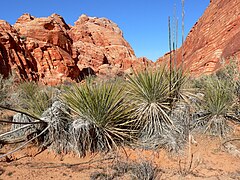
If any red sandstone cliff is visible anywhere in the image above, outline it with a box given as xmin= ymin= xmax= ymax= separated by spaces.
xmin=0 ymin=13 xmax=152 ymax=84
xmin=2 ymin=0 xmax=239 ymax=83
xmin=157 ymin=0 xmax=240 ymax=76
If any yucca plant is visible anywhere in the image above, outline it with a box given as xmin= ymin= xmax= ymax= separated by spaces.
xmin=192 ymin=59 xmax=240 ymax=136
xmin=126 ymin=67 xmax=174 ymax=138
xmin=0 ymin=82 xmax=57 ymax=159
xmin=198 ymin=76 xmax=234 ymax=137
xmin=62 ymin=80 xmax=135 ymax=156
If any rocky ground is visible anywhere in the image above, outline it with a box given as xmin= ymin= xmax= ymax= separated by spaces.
xmin=0 ymin=123 xmax=240 ymax=180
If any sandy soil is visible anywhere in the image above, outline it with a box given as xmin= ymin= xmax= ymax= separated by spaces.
xmin=0 ymin=118 xmax=240 ymax=180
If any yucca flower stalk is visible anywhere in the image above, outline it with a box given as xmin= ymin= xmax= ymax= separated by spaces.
xmin=168 ymin=66 xmax=189 ymax=103
xmin=62 ymin=80 xmax=135 ymax=156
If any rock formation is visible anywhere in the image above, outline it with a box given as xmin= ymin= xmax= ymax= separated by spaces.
xmin=157 ymin=0 xmax=240 ymax=76
xmin=0 ymin=13 xmax=151 ymax=84
xmin=2 ymin=0 xmax=239 ymax=82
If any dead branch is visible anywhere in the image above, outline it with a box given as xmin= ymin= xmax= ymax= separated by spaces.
xmin=0 ymin=105 xmax=44 ymax=122
xmin=0 ymin=124 xmax=32 ymax=139
xmin=0 ymin=119 xmax=43 ymax=125
xmin=32 ymin=157 xmax=115 ymax=169
xmin=0 ymin=125 xmax=50 ymax=159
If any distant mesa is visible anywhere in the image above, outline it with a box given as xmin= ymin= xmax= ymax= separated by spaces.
xmin=0 ymin=0 xmax=240 ymax=84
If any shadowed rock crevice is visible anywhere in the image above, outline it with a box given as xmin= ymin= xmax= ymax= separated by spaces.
xmin=0 ymin=44 xmax=10 ymax=78
xmin=102 ymin=55 xmax=109 ymax=64
xmin=43 ymin=22 xmax=55 ymax=30
xmin=78 ymin=67 xmax=96 ymax=81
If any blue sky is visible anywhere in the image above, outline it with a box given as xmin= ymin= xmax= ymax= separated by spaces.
xmin=1 ymin=0 xmax=209 ymax=61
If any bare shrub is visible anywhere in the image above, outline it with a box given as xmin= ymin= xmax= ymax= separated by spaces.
xmin=90 ymin=159 xmax=160 ymax=180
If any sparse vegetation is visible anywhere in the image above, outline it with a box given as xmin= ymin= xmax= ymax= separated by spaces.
xmin=1 ymin=58 xmax=239 ymax=157
xmin=177 ymin=153 xmax=201 ymax=177
xmin=202 ymin=76 xmax=233 ymax=136
xmin=0 ymin=57 xmax=239 ymax=160
xmin=0 ymin=1 xmax=239 ymax=179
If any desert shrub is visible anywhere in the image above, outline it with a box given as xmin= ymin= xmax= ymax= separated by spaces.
xmin=215 ymin=58 xmax=239 ymax=82
xmin=62 ymin=80 xmax=135 ymax=156
xmin=16 ymin=81 xmax=55 ymax=118
xmin=214 ymin=58 xmax=240 ymax=100
xmin=193 ymin=75 xmax=234 ymax=137
xmin=126 ymin=66 xmax=187 ymax=137
xmin=129 ymin=160 xmax=159 ymax=180
xmin=90 ymin=159 xmax=160 ymax=180
xmin=126 ymin=67 xmax=172 ymax=138
xmin=193 ymin=59 xmax=239 ymax=92
xmin=190 ymin=58 xmax=240 ymax=137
